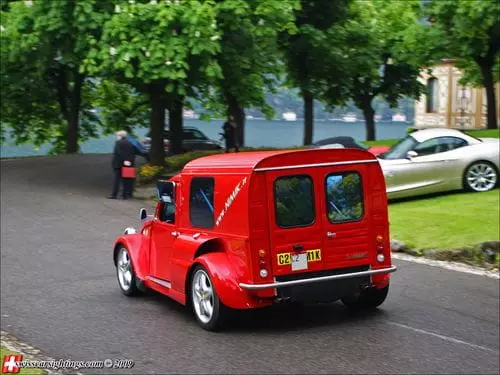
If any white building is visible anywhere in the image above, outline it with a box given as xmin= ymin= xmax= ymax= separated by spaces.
xmin=414 ymin=59 xmax=500 ymax=129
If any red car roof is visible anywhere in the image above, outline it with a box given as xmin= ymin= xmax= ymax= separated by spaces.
xmin=182 ymin=149 xmax=378 ymax=175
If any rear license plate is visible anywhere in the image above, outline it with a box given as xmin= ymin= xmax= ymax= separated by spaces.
xmin=277 ymin=249 xmax=321 ymax=269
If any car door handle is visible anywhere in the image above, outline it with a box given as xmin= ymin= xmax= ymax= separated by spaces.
xmin=171 ymin=231 xmax=180 ymax=237
xmin=327 ymin=232 xmax=336 ymax=238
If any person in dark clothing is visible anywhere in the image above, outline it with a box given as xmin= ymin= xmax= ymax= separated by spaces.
xmin=221 ymin=116 xmax=239 ymax=153
xmin=109 ymin=130 xmax=136 ymax=199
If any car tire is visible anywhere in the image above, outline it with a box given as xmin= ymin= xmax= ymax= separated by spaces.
xmin=463 ymin=161 xmax=498 ymax=193
xmin=115 ymin=246 xmax=140 ymax=296
xmin=341 ymin=285 xmax=389 ymax=310
xmin=190 ymin=265 xmax=230 ymax=331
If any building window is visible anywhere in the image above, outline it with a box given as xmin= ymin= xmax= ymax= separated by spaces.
xmin=426 ymin=77 xmax=439 ymax=113
xmin=190 ymin=177 xmax=215 ymax=228
xmin=325 ymin=172 xmax=364 ymax=223
xmin=274 ymin=175 xmax=315 ymax=228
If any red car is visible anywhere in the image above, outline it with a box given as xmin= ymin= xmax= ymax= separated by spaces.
xmin=113 ymin=149 xmax=396 ymax=330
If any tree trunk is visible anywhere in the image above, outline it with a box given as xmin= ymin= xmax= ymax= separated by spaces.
xmin=169 ymin=97 xmax=184 ymax=155
xmin=480 ymin=64 xmax=498 ymax=130
xmin=362 ymin=102 xmax=376 ymax=141
xmin=149 ymin=84 xmax=167 ymax=166
xmin=227 ymin=94 xmax=245 ymax=147
xmin=66 ymin=74 xmax=83 ymax=154
xmin=303 ymin=91 xmax=314 ymax=145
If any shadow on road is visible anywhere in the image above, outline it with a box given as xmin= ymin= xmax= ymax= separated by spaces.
xmin=145 ymin=289 xmax=383 ymax=333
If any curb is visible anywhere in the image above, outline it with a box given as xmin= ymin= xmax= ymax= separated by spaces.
xmin=1 ymin=331 xmax=84 ymax=375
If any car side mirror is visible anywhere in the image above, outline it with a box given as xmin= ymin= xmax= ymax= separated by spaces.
xmin=406 ymin=150 xmax=418 ymax=159
xmin=157 ymin=180 xmax=175 ymax=201
xmin=140 ymin=208 xmax=147 ymax=222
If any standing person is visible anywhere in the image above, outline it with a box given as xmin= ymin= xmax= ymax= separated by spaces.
xmin=109 ymin=130 xmax=136 ymax=200
xmin=221 ymin=116 xmax=239 ymax=153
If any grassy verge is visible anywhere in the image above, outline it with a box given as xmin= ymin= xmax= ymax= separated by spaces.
xmin=0 ymin=345 xmax=44 ymax=375
xmin=389 ymin=190 xmax=500 ymax=267
xmin=464 ymin=129 xmax=500 ymax=138
xmin=365 ymin=139 xmax=398 ymax=147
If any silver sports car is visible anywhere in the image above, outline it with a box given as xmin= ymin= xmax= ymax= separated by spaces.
xmin=377 ymin=128 xmax=499 ymax=200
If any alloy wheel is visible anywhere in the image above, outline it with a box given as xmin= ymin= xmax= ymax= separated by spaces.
xmin=191 ymin=269 xmax=215 ymax=324
xmin=466 ymin=163 xmax=497 ymax=192
xmin=117 ymin=248 xmax=133 ymax=292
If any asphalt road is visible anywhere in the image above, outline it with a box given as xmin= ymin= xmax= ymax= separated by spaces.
xmin=1 ymin=154 xmax=499 ymax=374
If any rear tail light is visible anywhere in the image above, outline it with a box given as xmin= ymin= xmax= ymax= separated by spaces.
xmin=258 ymin=249 xmax=268 ymax=278
xmin=376 ymin=235 xmax=385 ymax=262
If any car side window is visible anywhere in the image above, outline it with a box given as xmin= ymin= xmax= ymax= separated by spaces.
xmin=183 ymin=130 xmax=195 ymax=140
xmin=184 ymin=129 xmax=206 ymax=140
xmin=414 ymin=136 xmax=468 ymax=156
xmin=190 ymin=177 xmax=215 ymax=228
xmin=413 ymin=138 xmax=441 ymax=156
xmin=159 ymin=200 xmax=176 ymax=224
xmin=439 ymin=136 xmax=468 ymax=151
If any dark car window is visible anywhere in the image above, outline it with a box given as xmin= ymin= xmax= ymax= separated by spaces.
xmin=438 ymin=136 xmax=468 ymax=151
xmin=413 ymin=138 xmax=441 ymax=156
xmin=190 ymin=177 xmax=215 ymax=228
xmin=274 ymin=175 xmax=315 ymax=228
xmin=183 ymin=129 xmax=207 ymax=140
xmin=414 ymin=136 xmax=468 ymax=156
xmin=325 ymin=172 xmax=364 ymax=223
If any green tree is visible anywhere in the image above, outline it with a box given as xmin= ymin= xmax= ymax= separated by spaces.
xmin=0 ymin=0 xmax=114 ymax=153
xmin=85 ymin=0 xmax=222 ymax=166
xmin=425 ymin=0 xmax=500 ymax=130
xmin=202 ymin=0 xmax=298 ymax=146
xmin=322 ymin=0 xmax=424 ymax=141
xmin=279 ymin=0 xmax=351 ymax=145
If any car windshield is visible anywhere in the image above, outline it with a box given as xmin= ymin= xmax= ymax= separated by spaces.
xmin=378 ymin=135 xmax=417 ymax=160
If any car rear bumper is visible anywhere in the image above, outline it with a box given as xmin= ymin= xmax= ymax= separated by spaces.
xmin=239 ymin=265 xmax=397 ymax=290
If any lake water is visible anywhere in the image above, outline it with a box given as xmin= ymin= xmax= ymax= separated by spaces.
xmin=0 ymin=119 xmax=409 ymax=158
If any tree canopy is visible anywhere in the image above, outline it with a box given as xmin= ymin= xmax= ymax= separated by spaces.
xmin=1 ymin=0 xmax=497 ymax=159
xmin=423 ymin=0 xmax=500 ymax=129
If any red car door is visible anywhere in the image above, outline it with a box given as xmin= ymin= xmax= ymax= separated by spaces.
xmin=318 ymin=164 xmax=373 ymax=269
xmin=149 ymin=199 xmax=177 ymax=284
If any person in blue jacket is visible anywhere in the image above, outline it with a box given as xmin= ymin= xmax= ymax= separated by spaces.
xmin=126 ymin=135 xmax=150 ymax=161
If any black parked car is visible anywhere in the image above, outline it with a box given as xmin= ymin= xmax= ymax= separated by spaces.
xmin=141 ymin=126 xmax=223 ymax=155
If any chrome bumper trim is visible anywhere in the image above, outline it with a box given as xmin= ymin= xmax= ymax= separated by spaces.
xmin=239 ymin=265 xmax=397 ymax=291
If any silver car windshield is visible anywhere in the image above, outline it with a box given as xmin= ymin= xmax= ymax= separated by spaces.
xmin=379 ymin=136 xmax=417 ymax=160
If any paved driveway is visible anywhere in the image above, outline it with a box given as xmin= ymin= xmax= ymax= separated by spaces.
xmin=1 ymin=155 xmax=499 ymax=374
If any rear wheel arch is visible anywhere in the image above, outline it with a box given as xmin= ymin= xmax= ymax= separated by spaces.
xmin=193 ymin=238 xmax=227 ymax=259
xmin=185 ymin=238 xmax=227 ymax=305
xmin=462 ymin=160 xmax=499 ymax=191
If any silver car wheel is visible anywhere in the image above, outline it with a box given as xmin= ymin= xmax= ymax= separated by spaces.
xmin=117 ymin=248 xmax=133 ymax=292
xmin=466 ymin=163 xmax=497 ymax=192
xmin=191 ymin=269 xmax=214 ymax=324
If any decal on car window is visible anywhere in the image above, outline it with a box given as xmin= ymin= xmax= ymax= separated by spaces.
xmin=215 ymin=176 xmax=248 ymax=227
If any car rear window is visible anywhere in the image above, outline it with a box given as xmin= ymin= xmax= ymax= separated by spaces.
xmin=190 ymin=177 xmax=215 ymax=228
xmin=325 ymin=172 xmax=364 ymax=223
xmin=274 ymin=175 xmax=315 ymax=228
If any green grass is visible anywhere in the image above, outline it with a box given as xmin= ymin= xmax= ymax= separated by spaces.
xmin=389 ymin=189 xmax=500 ymax=250
xmin=0 ymin=345 xmax=44 ymax=375
xmin=365 ymin=139 xmax=399 ymax=147
xmin=465 ymin=129 xmax=500 ymax=138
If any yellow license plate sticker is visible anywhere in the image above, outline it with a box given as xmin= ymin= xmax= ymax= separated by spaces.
xmin=277 ymin=249 xmax=321 ymax=265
